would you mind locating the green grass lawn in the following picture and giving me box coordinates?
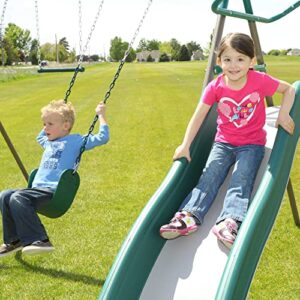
[0,57,299,299]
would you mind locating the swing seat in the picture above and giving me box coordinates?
[37,66,85,73]
[28,169,80,218]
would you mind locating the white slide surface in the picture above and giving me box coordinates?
[140,107,279,300]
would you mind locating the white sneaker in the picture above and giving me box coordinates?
[22,240,54,255]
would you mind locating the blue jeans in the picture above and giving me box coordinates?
[0,188,53,245]
[182,142,265,224]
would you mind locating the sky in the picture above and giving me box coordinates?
[1,0,300,56]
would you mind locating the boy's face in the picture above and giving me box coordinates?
[42,112,71,141]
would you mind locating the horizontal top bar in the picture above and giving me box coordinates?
[211,0,300,23]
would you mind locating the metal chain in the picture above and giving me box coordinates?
[64,0,105,102]
[34,0,41,66]
[0,0,8,64]
[73,0,153,171]
[78,0,83,58]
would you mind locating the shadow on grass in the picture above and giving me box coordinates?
[15,252,105,287]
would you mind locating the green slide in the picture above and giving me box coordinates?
[99,81,300,300]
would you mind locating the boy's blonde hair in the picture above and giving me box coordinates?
[41,100,76,130]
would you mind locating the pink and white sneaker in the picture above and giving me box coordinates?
[159,211,198,240]
[212,218,238,249]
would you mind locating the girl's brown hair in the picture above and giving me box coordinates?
[217,33,255,59]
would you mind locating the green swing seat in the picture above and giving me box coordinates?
[38,66,85,73]
[28,169,80,218]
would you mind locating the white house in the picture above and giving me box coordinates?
[287,48,300,56]
[136,50,160,62]
[191,49,205,60]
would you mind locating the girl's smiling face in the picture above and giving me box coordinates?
[218,47,255,90]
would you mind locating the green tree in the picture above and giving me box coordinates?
[41,43,56,61]
[137,38,160,52]
[110,36,128,61]
[59,37,70,52]
[159,52,170,62]
[268,49,281,56]
[2,37,18,65]
[4,23,31,63]
[137,38,148,52]
[170,38,181,61]
[186,41,202,57]
[178,45,191,61]
[29,38,39,65]
[0,48,7,65]
[159,42,172,55]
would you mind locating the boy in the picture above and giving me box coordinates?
[0,100,109,256]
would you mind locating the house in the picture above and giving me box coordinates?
[287,48,300,56]
[136,50,160,62]
[191,49,205,61]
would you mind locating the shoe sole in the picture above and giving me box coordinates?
[211,227,233,249]
[160,226,198,240]
[0,246,23,257]
[22,247,54,255]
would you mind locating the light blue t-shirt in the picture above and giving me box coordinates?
[32,124,109,191]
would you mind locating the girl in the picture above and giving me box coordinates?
[160,33,295,249]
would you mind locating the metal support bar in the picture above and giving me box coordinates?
[203,0,228,87]
[0,121,28,181]
[243,0,274,107]
[287,179,300,227]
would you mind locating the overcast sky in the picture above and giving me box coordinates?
[2,0,300,56]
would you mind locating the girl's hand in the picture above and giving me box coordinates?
[173,144,191,162]
[276,112,295,135]
[96,102,106,116]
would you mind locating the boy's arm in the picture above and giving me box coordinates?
[83,102,110,150]
[36,130,47,147]
[276,80,295,135]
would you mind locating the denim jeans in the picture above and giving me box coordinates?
[182,142,265,225]
[0,188,53,245]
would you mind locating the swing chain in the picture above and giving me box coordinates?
[34,0,42,66]
[73,0,153,171]
[103,0,153,105]
[64,0,105,103]
[0,0,8,53]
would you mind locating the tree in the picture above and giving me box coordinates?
[159,52,170,62]
[109,36,128,61]
[267,49,281,56]
[29,38,39,65]
[178,45,191,61]
[4,23,31,63]
[186,41,202,57]
[59,37,70,52]
[159,42,172,55]
[203,31,214,57]
[137,38,148,52]
[147,39,160,51]
[41,43,56,61]
[137,38,160,52]
[2,37,18,65]
[170,38,181,61]
[0,48,7,65]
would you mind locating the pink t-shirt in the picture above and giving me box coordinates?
[202,70,279,146]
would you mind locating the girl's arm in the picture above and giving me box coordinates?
[174,102,211,162]
[276,80,295,135]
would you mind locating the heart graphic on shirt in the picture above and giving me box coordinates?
[218,92,260,128]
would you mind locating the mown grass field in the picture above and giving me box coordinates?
[0,57,299,299]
